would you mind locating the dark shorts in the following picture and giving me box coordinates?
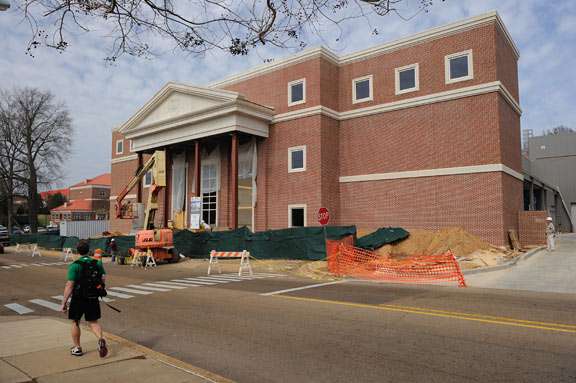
[68,297,101,322]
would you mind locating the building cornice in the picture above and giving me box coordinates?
[211,11,518,88]
[339,163,524,183]
[69,185,111,190]
[111,154,138,164]
[272,81,521,124]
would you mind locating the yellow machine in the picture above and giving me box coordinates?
[115,150,176,262]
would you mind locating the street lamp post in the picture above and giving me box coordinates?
[0,0,10,11]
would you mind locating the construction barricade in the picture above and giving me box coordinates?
[327,243,466,288]
[208,250,253,276]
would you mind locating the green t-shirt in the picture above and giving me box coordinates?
[66,256,106,282]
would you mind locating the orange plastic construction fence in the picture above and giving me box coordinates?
[326,242,466,288]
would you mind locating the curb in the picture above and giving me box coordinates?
[103,331,234,383]
[463,246,544,275]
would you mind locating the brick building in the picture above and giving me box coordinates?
[110,11,522,245]
[51,173,111,223]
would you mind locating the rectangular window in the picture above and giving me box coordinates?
[129,140,135,152]
[445,50,473,84]
[288,204,306,227]
[352,75,373,104]
[288,78,306,106]
[116,140,124,155]
[143,170,153,187]
[201,163,218,226]
[288,146,306,172]
[395,63,419,95]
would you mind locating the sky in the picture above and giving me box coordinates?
[1,0,575,188]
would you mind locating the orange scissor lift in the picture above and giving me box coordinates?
[115,150,177,263]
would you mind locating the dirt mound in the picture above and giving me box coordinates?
[372,227,491,258]
[294,261,340,280]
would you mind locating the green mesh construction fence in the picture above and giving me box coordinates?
[355,227,410,250]
[174,226,357,260]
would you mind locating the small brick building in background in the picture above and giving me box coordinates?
[109,11,535,246]
[50,173,111,223]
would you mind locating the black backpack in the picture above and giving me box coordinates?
[73,259,107,299]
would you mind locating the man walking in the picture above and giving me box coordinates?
[60,240,108,357]
[546,216,556,252]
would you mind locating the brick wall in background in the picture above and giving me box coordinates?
[518,210,547,247]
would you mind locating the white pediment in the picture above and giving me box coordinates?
[138,91,222,128]
[119,82,275,151]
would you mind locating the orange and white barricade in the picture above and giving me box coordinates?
[208,250,253,277]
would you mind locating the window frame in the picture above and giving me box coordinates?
[352,75,374,104]
[143,170,153,188]
[288,145,307,173]
[445,50,474,84]
[129,140,135,152]
[395,63,420,95]
[116,139,124,155]
[288,204,307,227]
[287,78,306,106]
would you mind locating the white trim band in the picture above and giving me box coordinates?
[111,154,138,164]
[109,194,137,200]
[339,164,524,183]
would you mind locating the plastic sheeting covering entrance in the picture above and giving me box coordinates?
[174,226,357,260]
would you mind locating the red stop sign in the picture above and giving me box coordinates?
[317,207,330,226]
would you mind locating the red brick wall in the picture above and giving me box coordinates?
[339,172,513,246]
[518,210,547,246]
[339,93,502,176]
[498,96,522,172]
[495,27,519,101]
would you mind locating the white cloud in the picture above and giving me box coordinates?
[1,1,575,187]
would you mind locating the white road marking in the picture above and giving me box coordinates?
[17,264,30,267]
[204,275,246,280]
[9,265,23,268]
[109,287,153,295]
[158,281,200,287]
[260,281,345,296]
[31,264,44,267]
[51,295,64,301]
[1,266,11,269]
[105,290,134,299]
[4,303,34,314]
[29,299,61,311]
[143,283,187,290]
[192,277,234,283]
[127,284,170,292]
[172,279,215,285]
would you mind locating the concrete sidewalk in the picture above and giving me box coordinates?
[0,316,232,383]
[465,233,576,294]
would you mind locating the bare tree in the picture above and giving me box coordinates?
[19,0,439,61]
[0,93,28,233]
[0,88,72,233]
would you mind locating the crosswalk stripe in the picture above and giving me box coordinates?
[105,290,134,299]
[18,264,30,267]
[109,287,153,295]
[127,284,170,292]
[5,303,34,314]
[51,295,64,301]
[197,276,241,282]
[9,265,23,268]
[172,279,215,285]
[29,299,61,311]
[31,264,44,267]
[157,281,200,287]
[205,276,246,280]
[1,266,11,269]
[143,282,187,290]
[39,263,54,266]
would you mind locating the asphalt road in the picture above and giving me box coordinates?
[1,250,575,383]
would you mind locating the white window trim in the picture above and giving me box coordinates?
[129,140,135,152]
[288,145,307,173]
[445,49,474,84]
[201,159,220,227]
[143,170,153,188]
[395,63,420,95]
[116,140,124,155]
[352,75,374,104]
[288,78,306,106]
[288,204,307,227]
